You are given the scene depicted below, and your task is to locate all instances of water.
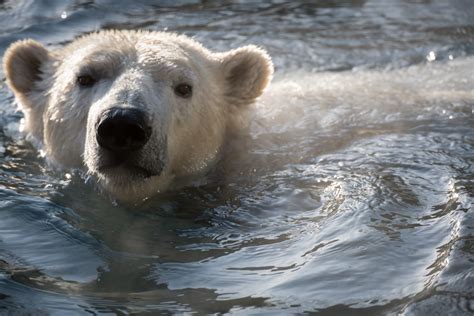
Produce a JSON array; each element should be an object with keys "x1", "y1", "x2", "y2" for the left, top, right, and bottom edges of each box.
[{"x1": 0, "y1": 1, "x2": 473, "y2": 315}]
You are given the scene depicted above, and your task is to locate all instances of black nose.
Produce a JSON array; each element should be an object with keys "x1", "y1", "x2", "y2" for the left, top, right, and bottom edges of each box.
[{"x1": 96, "y1": 108, "x2": 151, "y2": 153}]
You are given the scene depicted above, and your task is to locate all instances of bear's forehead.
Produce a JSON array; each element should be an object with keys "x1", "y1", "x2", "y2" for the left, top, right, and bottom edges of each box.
[
  {"x1": 69, "y1": 41, "x2": 190, "y2": 65},
  {"x1": 61, "y1": 32, "x2": 208, "y2": 70}
]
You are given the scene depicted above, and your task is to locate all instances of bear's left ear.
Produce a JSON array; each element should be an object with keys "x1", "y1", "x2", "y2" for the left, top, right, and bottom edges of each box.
[
  {"x1": 220, "y1": 45, "x2": 273, "y2": 105},
  {"x1": 3, "y1": 39, "x2": 52, "y2": 98}
]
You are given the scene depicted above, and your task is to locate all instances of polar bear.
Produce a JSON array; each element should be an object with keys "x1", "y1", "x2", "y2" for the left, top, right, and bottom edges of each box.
[{"x1": 3, "y1": 31, "x2": 273, "y2": 202}]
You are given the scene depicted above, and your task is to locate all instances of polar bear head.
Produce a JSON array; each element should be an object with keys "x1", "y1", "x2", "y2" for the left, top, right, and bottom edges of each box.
[{"x1": 3, "y1": 31, "x2": 273, "y2": 202}]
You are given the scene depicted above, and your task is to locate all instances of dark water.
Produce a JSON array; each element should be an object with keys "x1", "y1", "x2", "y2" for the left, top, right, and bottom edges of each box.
[{"x1": 0, "y1": 0, "x2": 473, "y2": 315}]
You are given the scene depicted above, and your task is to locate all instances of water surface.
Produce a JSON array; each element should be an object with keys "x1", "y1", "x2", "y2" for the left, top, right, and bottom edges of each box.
[{"x1": 0, "y1": 1, "x2": 473, "y2": 315}]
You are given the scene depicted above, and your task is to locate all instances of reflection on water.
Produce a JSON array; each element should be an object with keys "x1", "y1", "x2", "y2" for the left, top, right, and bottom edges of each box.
[{"x1": 0, "y1": 0, "x2": 473, "y2": 315}]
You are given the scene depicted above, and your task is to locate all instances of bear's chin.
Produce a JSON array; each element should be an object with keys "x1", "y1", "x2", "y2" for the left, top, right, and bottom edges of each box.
[
  {"x1": 95, "y1": 165, "x2": 169, "y2": 203},
  {"x1": 98, "y1": 164, "x2": 159, "y2": 180}
]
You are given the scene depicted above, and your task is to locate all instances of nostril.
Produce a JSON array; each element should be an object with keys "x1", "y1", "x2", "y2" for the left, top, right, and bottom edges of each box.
[{"x1": 96, "y1": 108, "x2": 151, "y2": 152}]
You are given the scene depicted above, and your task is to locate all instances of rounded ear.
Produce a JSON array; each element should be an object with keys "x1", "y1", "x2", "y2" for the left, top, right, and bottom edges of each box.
[
  {"x1": 220, "y1": 45, "x2": 273, "y2": 105},
  {"x1": 3, "y1": 39, "x2": 51, "y2": 96}
]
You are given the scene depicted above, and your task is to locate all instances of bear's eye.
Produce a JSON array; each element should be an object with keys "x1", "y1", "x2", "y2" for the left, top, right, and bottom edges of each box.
[
  {"x1": 174, "y1": 83, "x2": 193, "y2": 98},
  {"x1": 77, "y1": 75, "x2": 96, "y2": 87}
]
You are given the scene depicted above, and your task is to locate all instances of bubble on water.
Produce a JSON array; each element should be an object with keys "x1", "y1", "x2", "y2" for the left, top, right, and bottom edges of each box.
[
  {"x1": 60, "y1": 11, "x2": 68, "y2": 19},
  {"x1": 426, "y1": 51, "x2": 436, "y2": 62}
]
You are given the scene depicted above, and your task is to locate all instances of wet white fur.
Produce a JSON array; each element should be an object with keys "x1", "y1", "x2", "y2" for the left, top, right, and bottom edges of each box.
[{"x1": 3, "y1": 31, "x2": 273, "y2": 202}]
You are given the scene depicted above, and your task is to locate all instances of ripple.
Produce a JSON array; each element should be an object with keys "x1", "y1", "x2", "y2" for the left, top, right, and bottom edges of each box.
[{"x1": 0, "y1": 189, "x2": 104, "y2": 283}]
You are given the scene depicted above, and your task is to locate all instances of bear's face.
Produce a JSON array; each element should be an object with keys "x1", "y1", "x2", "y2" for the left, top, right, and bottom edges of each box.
[{"x1": 3, "y1": 31, "x2": 273, "y2": 202}]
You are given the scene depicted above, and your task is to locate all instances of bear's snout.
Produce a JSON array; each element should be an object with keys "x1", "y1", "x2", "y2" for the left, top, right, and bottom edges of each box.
[{"x1": 96, "y1": 107, "x2": 152, "y2": 154}]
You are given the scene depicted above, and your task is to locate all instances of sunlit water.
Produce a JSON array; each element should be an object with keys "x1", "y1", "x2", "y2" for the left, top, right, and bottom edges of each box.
[{"x1": 0, "y1": 1, "x2": 473, "y2": 315}]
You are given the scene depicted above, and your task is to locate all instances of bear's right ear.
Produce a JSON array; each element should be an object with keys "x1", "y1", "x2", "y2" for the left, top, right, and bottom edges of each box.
[
  {"x1": 220, "y1": 45, "x2": 274, "y2": 106},
  {"x1": 3, "y1": 39, "x2": 51, "y2": 98}
]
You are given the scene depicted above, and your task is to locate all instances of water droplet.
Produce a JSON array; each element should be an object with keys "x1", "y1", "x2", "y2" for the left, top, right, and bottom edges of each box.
[
  {"x1": 426, "y1": 51, "x2": 436, "y2": 62},
  {"x1": 83, "y1": 175, "x2": 90, "y2": 184},
  {"x1": 448, "y1": 54, "x2": 454, "y2": 60},
  {"x1": 60, "y1": 11, "x2": 67, "y2": 19},
  {"x1": 448, "y1": 115, "x2": 453, "y2": 119},
  {"x1": 163, "y1": 27, "x2": 169, "y2": 31}
]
